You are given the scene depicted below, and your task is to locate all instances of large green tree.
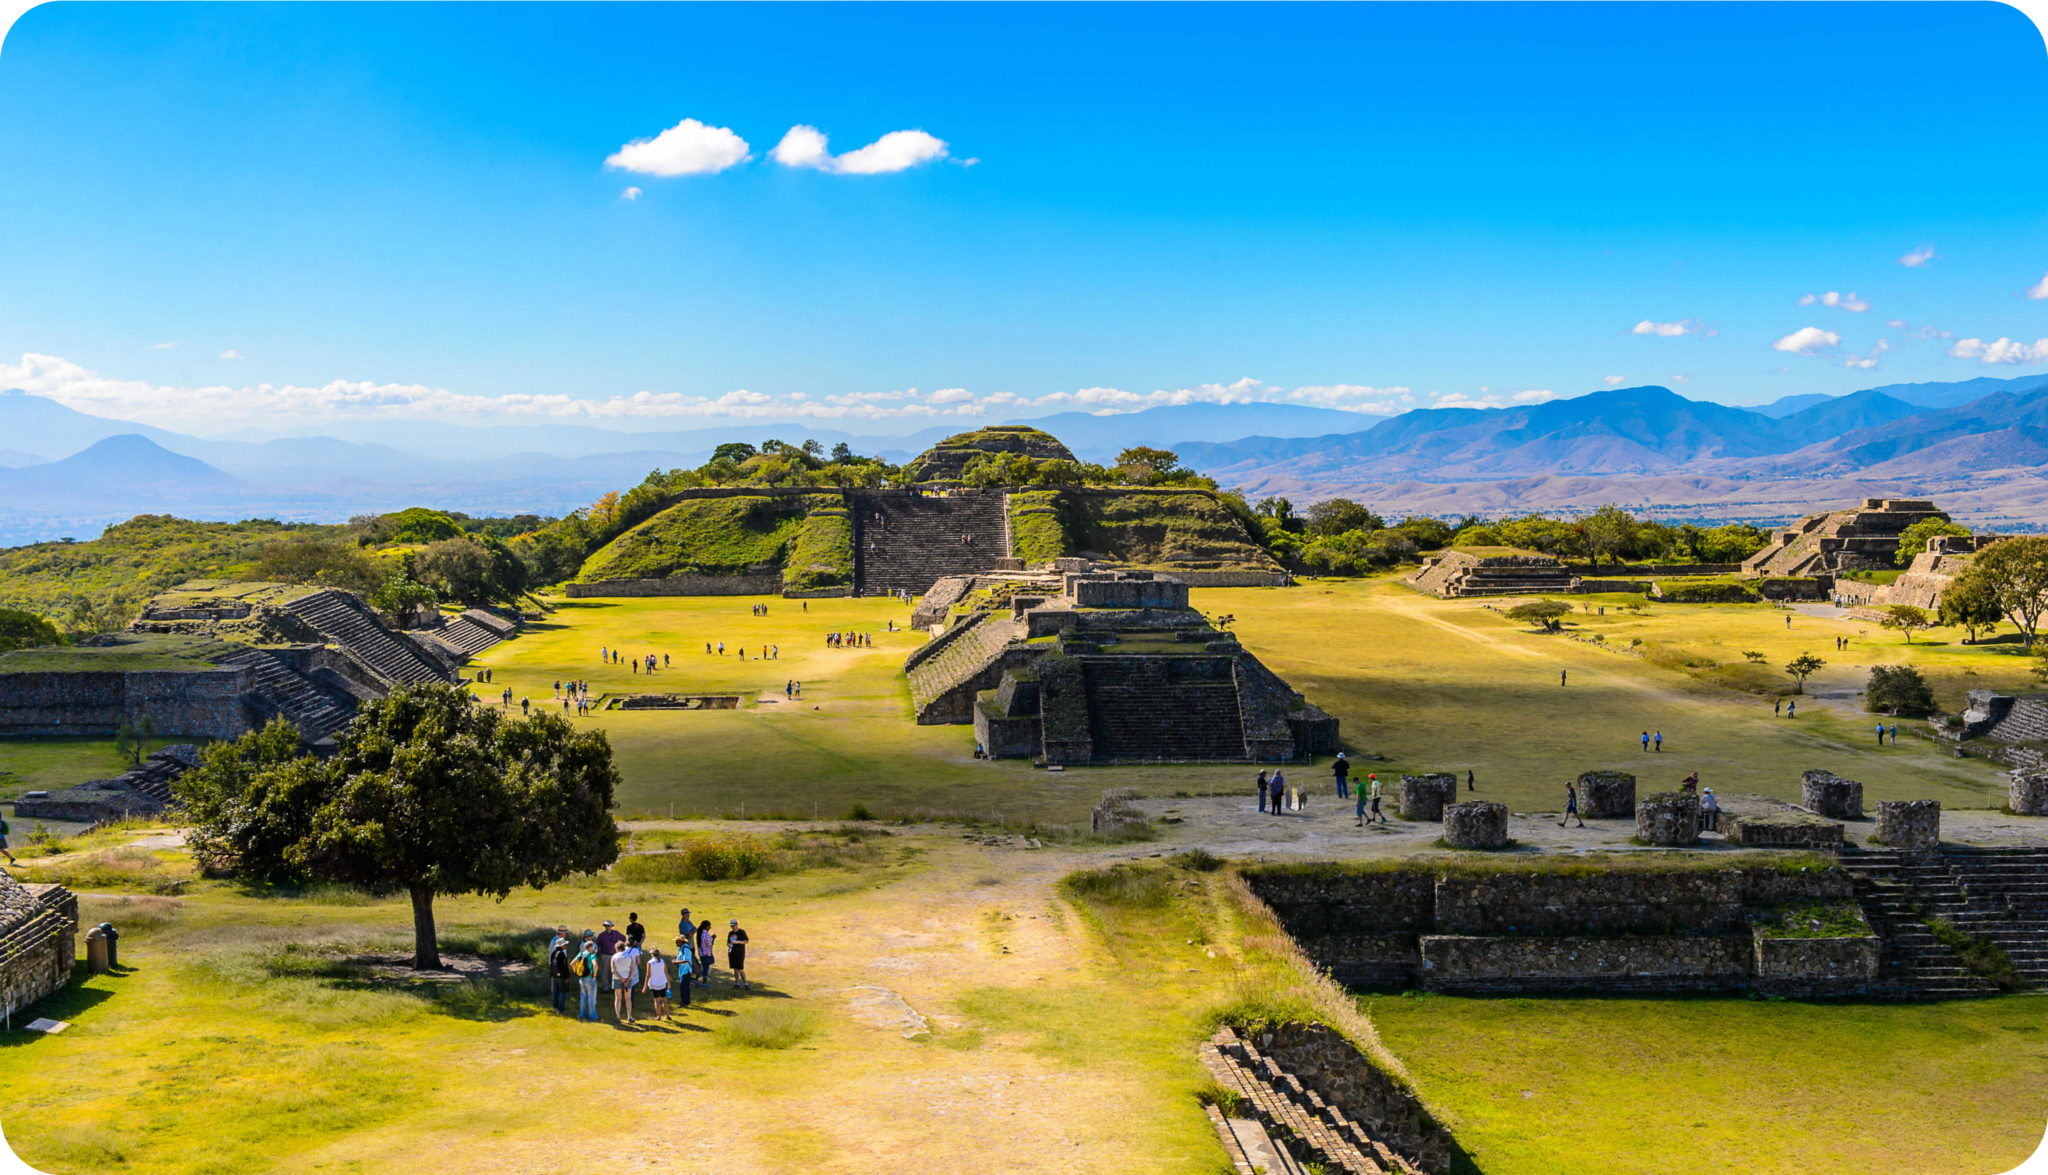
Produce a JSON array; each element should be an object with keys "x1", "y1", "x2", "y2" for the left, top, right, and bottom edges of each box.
[
  {"x1": 1894, "y1": 518, "x2": 1971, "y2": 566},
  {"x1": 177, "y1": 685, "x2": 620, "y2": 968},
  {"x1": 1968, "y1": 537, "x2": 2048, "y2": 648},
  {"x1": 1937, "y1": 570, "x2": 2003, "y2": 644},
  {"x1": 1579, "y1": 505, "x2": 1641, "y2": 566},
  {"x1": 0, "y1": 608, "x2": 62, "y2": 653}
]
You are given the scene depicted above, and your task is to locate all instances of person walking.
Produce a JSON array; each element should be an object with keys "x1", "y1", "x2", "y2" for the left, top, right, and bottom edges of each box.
[
  {"x1": 1559, "y1": 781, "x2": 1584, "y2": 828},
  {"x1": 1775, "y1": 698, "x2": 1782, "y2": 717},
  {"x1": 1256, "y1": 769, "x2": 1269, "y2": 814},
  {"x1": 1467, "y1": 769, "x2": 1475, "y2": 792},
  {"x1": 1270, "y1": 768, "x2": 1289, "y2": 813},
  {"x1": 1786, "y1": 699, "x2": 1796, "y2": 718},
  {"x1": 1332, "y1": 752, "x2": 1351, "y2": 799},
  {"x1": 1355, "y1": 780, "x2": 1368, "y2": 826},
  {"x1": 1876, "y1": 723, "x2": 1887, "y2": 746},
  {"x1": 0, "y1": 814, "x2": 16, "y2": 867},
  {"x1": 574, "y1": 934, "x2": 601, "y2": 1022},
  {"x1": 1888, "y1": 723, "x2": 1898, "y2": 745},
  {"x1": 1368, "y1": 774, "x2": 1386, "y2": 824},
  {"x1": 1560, "y1": 669, "x2": 1568, "y2": 686},
  {"x1": 645, "y1": 947, "x2": 672, "y2": 1021},
  {"x1": 1653, "y1": 731, "x2": 1662, "y2": 753},
  {"x1": 727, "y1": 919, "x2": 750, "y2": 990},
  {"x1": 610, "y1": 938, "x2": 641, "y2": 1023},
  {"x1": 1641, "y1": 730, "x2": 1651, "y2": 752},
  {"x1": 548, "y1": 928, "x2": 572, "y2": 1014}
]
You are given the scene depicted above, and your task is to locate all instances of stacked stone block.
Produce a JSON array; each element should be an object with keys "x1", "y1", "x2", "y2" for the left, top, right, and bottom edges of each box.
[
  {"x1": 2013, "y1": 773, "x2": 2048, "y2": 817},
  {"x1": 1577, "y1": 771, "x2": 1636, "y2": 818},
  {"x1": 1442, "y1": 802, "x2": 1509, "y2": 849},
  {"x1": 1875, "y1": 800, "x2": 1941, "y2": 849},
  {"x1": 1398, "y1": 774, "x2": 1459, "y2": 822},
  {"x1": 1801, "y1": 770, "x2": 1864, "y2": 820},
  {"x1": 1635, "y1": 791, "x2": 1700, "y2": 846}
]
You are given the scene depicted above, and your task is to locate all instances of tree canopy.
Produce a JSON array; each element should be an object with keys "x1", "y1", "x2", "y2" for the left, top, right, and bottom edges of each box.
[
  {"x1": 1784, "y1": 652, "x2": 1826, "y2": 694},
  {"x1": 177, "y1": 686, "x2": 621, "y2": 968},
  {"x1": 1894, "y1": 518, "x2": 1970, "y2": 566},
  {"x1": 1968, "y1": 537, "x2": 2048, "y2": 649},
  {"x1": 1938, "y1": 568, "x2": 2003, "y2": 644},
  {"x1": 1866, "y1": 665, "x2": 1935, "y2": 717},
  {"x1": 1878, "y1": 604, "x2": 1935, "y2": 644}
]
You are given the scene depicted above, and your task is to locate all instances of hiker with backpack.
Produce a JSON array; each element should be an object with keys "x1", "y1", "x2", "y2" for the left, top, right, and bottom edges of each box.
[
  {"x1": 573, "y1": 935, "x2": 601, "y2": 1022},
  {"x1": 547, "y1": 928, "x2": 573, "y2": 1014}
]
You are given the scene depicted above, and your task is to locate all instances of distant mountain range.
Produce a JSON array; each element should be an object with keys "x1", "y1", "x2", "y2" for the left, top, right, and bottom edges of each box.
[{"x1": 4, "y1": 374, "x2": 2048, "y2": 545}]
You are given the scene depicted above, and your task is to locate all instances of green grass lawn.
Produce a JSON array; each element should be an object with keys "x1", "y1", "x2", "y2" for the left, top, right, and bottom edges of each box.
[
  {"x1": 0, "y1": 739, "x2": 129, "y2": 800},
  {"x1": 1369, "y1": 990, "x2": 2048, "y2": 1175}
]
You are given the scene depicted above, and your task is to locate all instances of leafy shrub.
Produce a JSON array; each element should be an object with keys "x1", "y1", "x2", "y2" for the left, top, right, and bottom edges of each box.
[
  {"x1": 1059, "y1": 863, "x2": 1172, "y2": 907},
  {"x1": 1170, "y1": 848, "x2": 1227, "y2": 872},
  {"x1": 1866, "y1": 665, "x2": 1936, "y2": 716}
]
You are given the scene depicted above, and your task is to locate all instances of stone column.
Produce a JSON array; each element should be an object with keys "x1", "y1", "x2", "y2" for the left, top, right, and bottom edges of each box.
[
  {"x1": 1398, "y1": 774, "x2": 1458, "y2": 821},
  {"x1": 1578, "y1": 771, "x2": 1636, "y2": 818},
  {"x1": 1442, "y1": 802, "x2": 1509, "y2": 849},
  {"x1": 2011, "y1": 773, "x2": 2048, "y2": 817},
  {"x1": 1874, "y1": 800, "x2": 1940, "y2": 849},
  {"x1": 1800, "y1": 770, "x2": 1864, "y2": 820},
  {"x1": 1635, "y1": 791, "x2": 1700, "y2": 846}
]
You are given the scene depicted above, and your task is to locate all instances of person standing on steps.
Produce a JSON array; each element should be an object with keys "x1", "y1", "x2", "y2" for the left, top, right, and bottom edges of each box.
[
  {"x1": 1257, "y1": 769, "x2": 1269, "y2": 814},
  {"x1": 1559, "y1": 780, "x2": 1584, "y2": 828},
  {"x1": 1332, "y1": 752, "x2": 1351, "y2": 799}
]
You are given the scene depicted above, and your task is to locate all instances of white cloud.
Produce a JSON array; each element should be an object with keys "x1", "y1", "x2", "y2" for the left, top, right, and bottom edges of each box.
[
  {"x1": 1671, "y1": 374, "x2": 1690, "y2": 383},
  {"x1": 1899, "y1": 244, "x2": 1937, "y2": 268},
  {"x1": 604, "y1": 118, "x2": 751, "y2": 177},
  {"x1": 1797, "y1": 290, "x2": 1869, "y2": 312},
  {"x1": 1601, "y1": 375, "x2": 1626, "y2": 387},
  {"x1": 770, "y1": 125, "x2": 949, "y2": 174},
  {"x1": 1885, "y1": 319, "x2": 1952, "y2": 341},
  {"x1": 1950, "y1": 337, "x2": 2048, "y2": 365},
  {"x1": 2027, "y1": 272, "x2": 2048, "y2": 300},
  {"x1": 149, "y1": 341, "x2": 177, "y2": 350},
  {"x1": 1772, "y1": 327, "x2": 1841, "y2": 356},
  {"x1": 1844, "y1": 340, "x2": 1890, "y2": 370},
  {"x1": 1631, "y1": 319, "x2": 1701, "y2": 337},
  {"x1": 1429, "y1": 389, "x2": 1558, "y2": 411},
  {"x1": 621, "y1": 186, "x2": 642, "y2": 201},
  {"x1": 219, "y1": 349, "x2": 244, "y2": 360}
]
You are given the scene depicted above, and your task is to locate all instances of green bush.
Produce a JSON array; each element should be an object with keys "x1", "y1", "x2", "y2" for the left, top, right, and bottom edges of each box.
[
  {"x1": 1058, "y1": 862, "x2": 1173, "y2": 907},
  {"x1": 1866, "y1": 665, "x2": 1936, "y2": 716}
]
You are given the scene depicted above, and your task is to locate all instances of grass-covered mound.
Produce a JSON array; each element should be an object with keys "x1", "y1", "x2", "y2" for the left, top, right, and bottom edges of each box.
[
  {"x1": 575, "y1": 493, "x2": 850, "y2": 586},
  {"x1": 0, "y1": 515, "x2": 346, "y2": 624},
  {"x1": 1008, "y1": 487, "x2": 1280, "y2": 571},
  {"x1": 903, "y1": 425, "x2": 1075, "y2": 483}
]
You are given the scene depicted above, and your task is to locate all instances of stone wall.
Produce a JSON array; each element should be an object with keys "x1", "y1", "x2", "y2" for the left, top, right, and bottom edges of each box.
[
  {"x1": 0, "y1": 667, "x2": 252, "y2": 738},
  {"x1": 1578, "y1": 771, "x2": 1636, "y2": 818},
  {"x1": 1752, "y1": 933, "x2": 1880, "y2": 997},
  {"x1": 1173, "y1": 569, "x2": 1294, "y2": 587},
  {"x1": 1420, "y1": 933, "x2": 1752, "y2": 993},
  {"x1": 565, "y1": 573, "x2": 785, "y2": 598},
  {"x1": 1398, "y1": 774, "x2": 1458, "y2": 821},
  {"x1": 1801, "y1": 770, "x2": 1864, "y2": 820},
  {"x1": 1252, "y1": 1021, "x2": 1457, "y2": 1173},
  {"x1": 0, "y1": 881, "x2": 75, "y2": 1021},
  {"x1": 1729, "y1": 812, "x2": 1843, "y2": 851},
  {"x1": 2013, "y1": 773, "x2": 2048, "y2": 818},
  {"x1": 1442, "y1": 802, "x2": 1508, "y2": 849},
  {"x1": 1635, "y1": 791, "x2": 1700, "y2": 845}
]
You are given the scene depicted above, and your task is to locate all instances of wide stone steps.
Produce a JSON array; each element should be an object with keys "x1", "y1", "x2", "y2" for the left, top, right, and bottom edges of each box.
[
  {"x1": 1846, "y1": 848, "x2": 2048, "y2": 996},
  {"x1": 907, "y1": 615, "x2": 1025, "y2": 712},
  {"x1": 1199, "y1": 1027, "x2": 1413, "y2": 1175},
  {"x1": 434, "y1": 616, "x2": 502, "y2": 657},
  {"x1": 855, "y1": 493, "x2": 1012, "y2": 595},
  {"x1": 1082, "y1": 662, "x2": 1247, "y2": 760},
  {"x1": 283, "y1": 590, "x2": 449, "y2": 686},
  {"x1": 214, "y1": 645, "x2": 355, "y2": 743}
]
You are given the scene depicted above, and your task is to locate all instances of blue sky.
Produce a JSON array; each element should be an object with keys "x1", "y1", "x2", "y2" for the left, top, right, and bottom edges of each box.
[{"x1": 1, "y1": 1, "x2": 2045, "y2": 435}]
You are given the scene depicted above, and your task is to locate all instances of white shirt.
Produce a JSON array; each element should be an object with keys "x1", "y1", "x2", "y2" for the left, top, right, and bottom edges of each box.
[
  {"x1": 646, "y1": 957, "x2": 669, "y2": 989},
  {"x1": 611, "y1": 947, "x2": 639, "y2": 982}
]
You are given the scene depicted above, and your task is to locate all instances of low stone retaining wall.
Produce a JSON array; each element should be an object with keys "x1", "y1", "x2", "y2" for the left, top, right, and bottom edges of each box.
[
  {"x1": 1802, "y1": 770, "x2": 1864, "y2": 820},
  {"x1": 0, "y1": 667, "x2": 252, "y2": 739},
  {"x1": 1729, "y1": 812, "x2": 1843, "y2": 851},
  {"x1": 566, "y1": 573, "x2": 784, "y2": 598},
  {"x1": 1636, "y1": 791, "x2": 1699, "y2": 845},
  {"x1": 1420, "y1": 933, "x2": 1752, "y2": 993},
  {"x1": 1753, "y1": 933, "x2": 1880, "y2": 997},
  {"x1": 1875, "y1": 800, "x2": 1940, "y2": 849},
  {"x1": 1173, "y1": 569, "x2": 1294, "y2": 587},
  {"x1": 1, "y1": 883, "x2": 76, "y2": 1022}
]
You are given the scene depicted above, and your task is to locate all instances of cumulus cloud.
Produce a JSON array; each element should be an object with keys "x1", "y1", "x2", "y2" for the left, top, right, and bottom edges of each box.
[
  {"x1": 1950, "y1": 337, "x2": 2048, "y2": 365},
  {"x1": 1429, "y1": 389, "x2": 1558, "y2": 411},
  {"x1": 1630, "y1": 319, "x2": 1703, "y2": 337},
  {"x1": 621, "y1": 186, "x2": 642, "y2": 201},
  {"x1": 1798, "y1": 290, "x2": 1870, "y2": 312},
  {"x1": 1602, "y1": 375, "x2": 1626, "y2": 387},
  {"x1": 1844, "y1": 340, "x2": 1890, "y2": 370},
  {"x1": 1899, "y1": 244, "x2": 1937, "y2": 268},
  {"x1": 219, "y1": 349, "x2": 245, "y2": 360},
  {"x1": 2027, "y1": 272, "x2": 2048, "y2": 300},
  {"x1": 604, "y1": 118, "x2": 751, "y2": 176},
  {"x1": 1772, "y1": 327, "x2": 1841, "y2": 356},
  {"x1": 770, "y1": 125, "x2": 948, "y2": 174}
]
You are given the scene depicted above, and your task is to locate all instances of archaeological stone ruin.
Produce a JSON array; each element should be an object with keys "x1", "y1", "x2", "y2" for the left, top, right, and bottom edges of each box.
[
  {"x1": 1742, "y1": 498, "x2": 1950, "y2": 579},
  {"x1": 1406, "y1": 548, "x2": 1576, "y2": 598},
  {"x1": 904, "y1": 563, "x2": 1337, "y2": 764}
]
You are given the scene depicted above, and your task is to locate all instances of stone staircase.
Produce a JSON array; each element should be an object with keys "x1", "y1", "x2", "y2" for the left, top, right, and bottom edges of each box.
[
  {"x1": 1842, "y1": 848, "x2": 2048, "y2": 997},
  {"x1": 907, "y1": 614, "x2": 1026, "y2": 714},
  {"x1": 281, "y1": 590, "x2": 450, "y2": 687},
  {"x1": 214, "y1": 645, "x2": 357, "y2": 744},
  {"x1": 853, "y1": 492, "x2": 1012, "y2": 596},
  {"x1": 1199, "y1": 1027, "x2": 1422, "y2": 1175},
  {"x1": 1081, "y1": 658, "x2": 1248, "y2": 760},
  {"x1": 432, "y1": 614, "x2": 506, "y2": 657}
]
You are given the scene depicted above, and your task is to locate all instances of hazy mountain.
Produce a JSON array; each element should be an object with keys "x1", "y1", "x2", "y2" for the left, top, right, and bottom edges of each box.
[
  {"x1": 9, "y1": 434, "x2": 242, "y2": 491},
  {"x1": 1854, "y1": 373, "x2": 2048, "y2": 410},
  {"x1": 1750, "y1": 393, "x2": 1834, "y2": 419},
  {"x1": 0, "y1": 388, "x2": 186, "y2": 461},
  {"x1": 1768, "y1": 389, "x2": 1925, "y2": 447},
  {"x1": 1002, "y1": 403, "x2": 1383, "y2": 462}
]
